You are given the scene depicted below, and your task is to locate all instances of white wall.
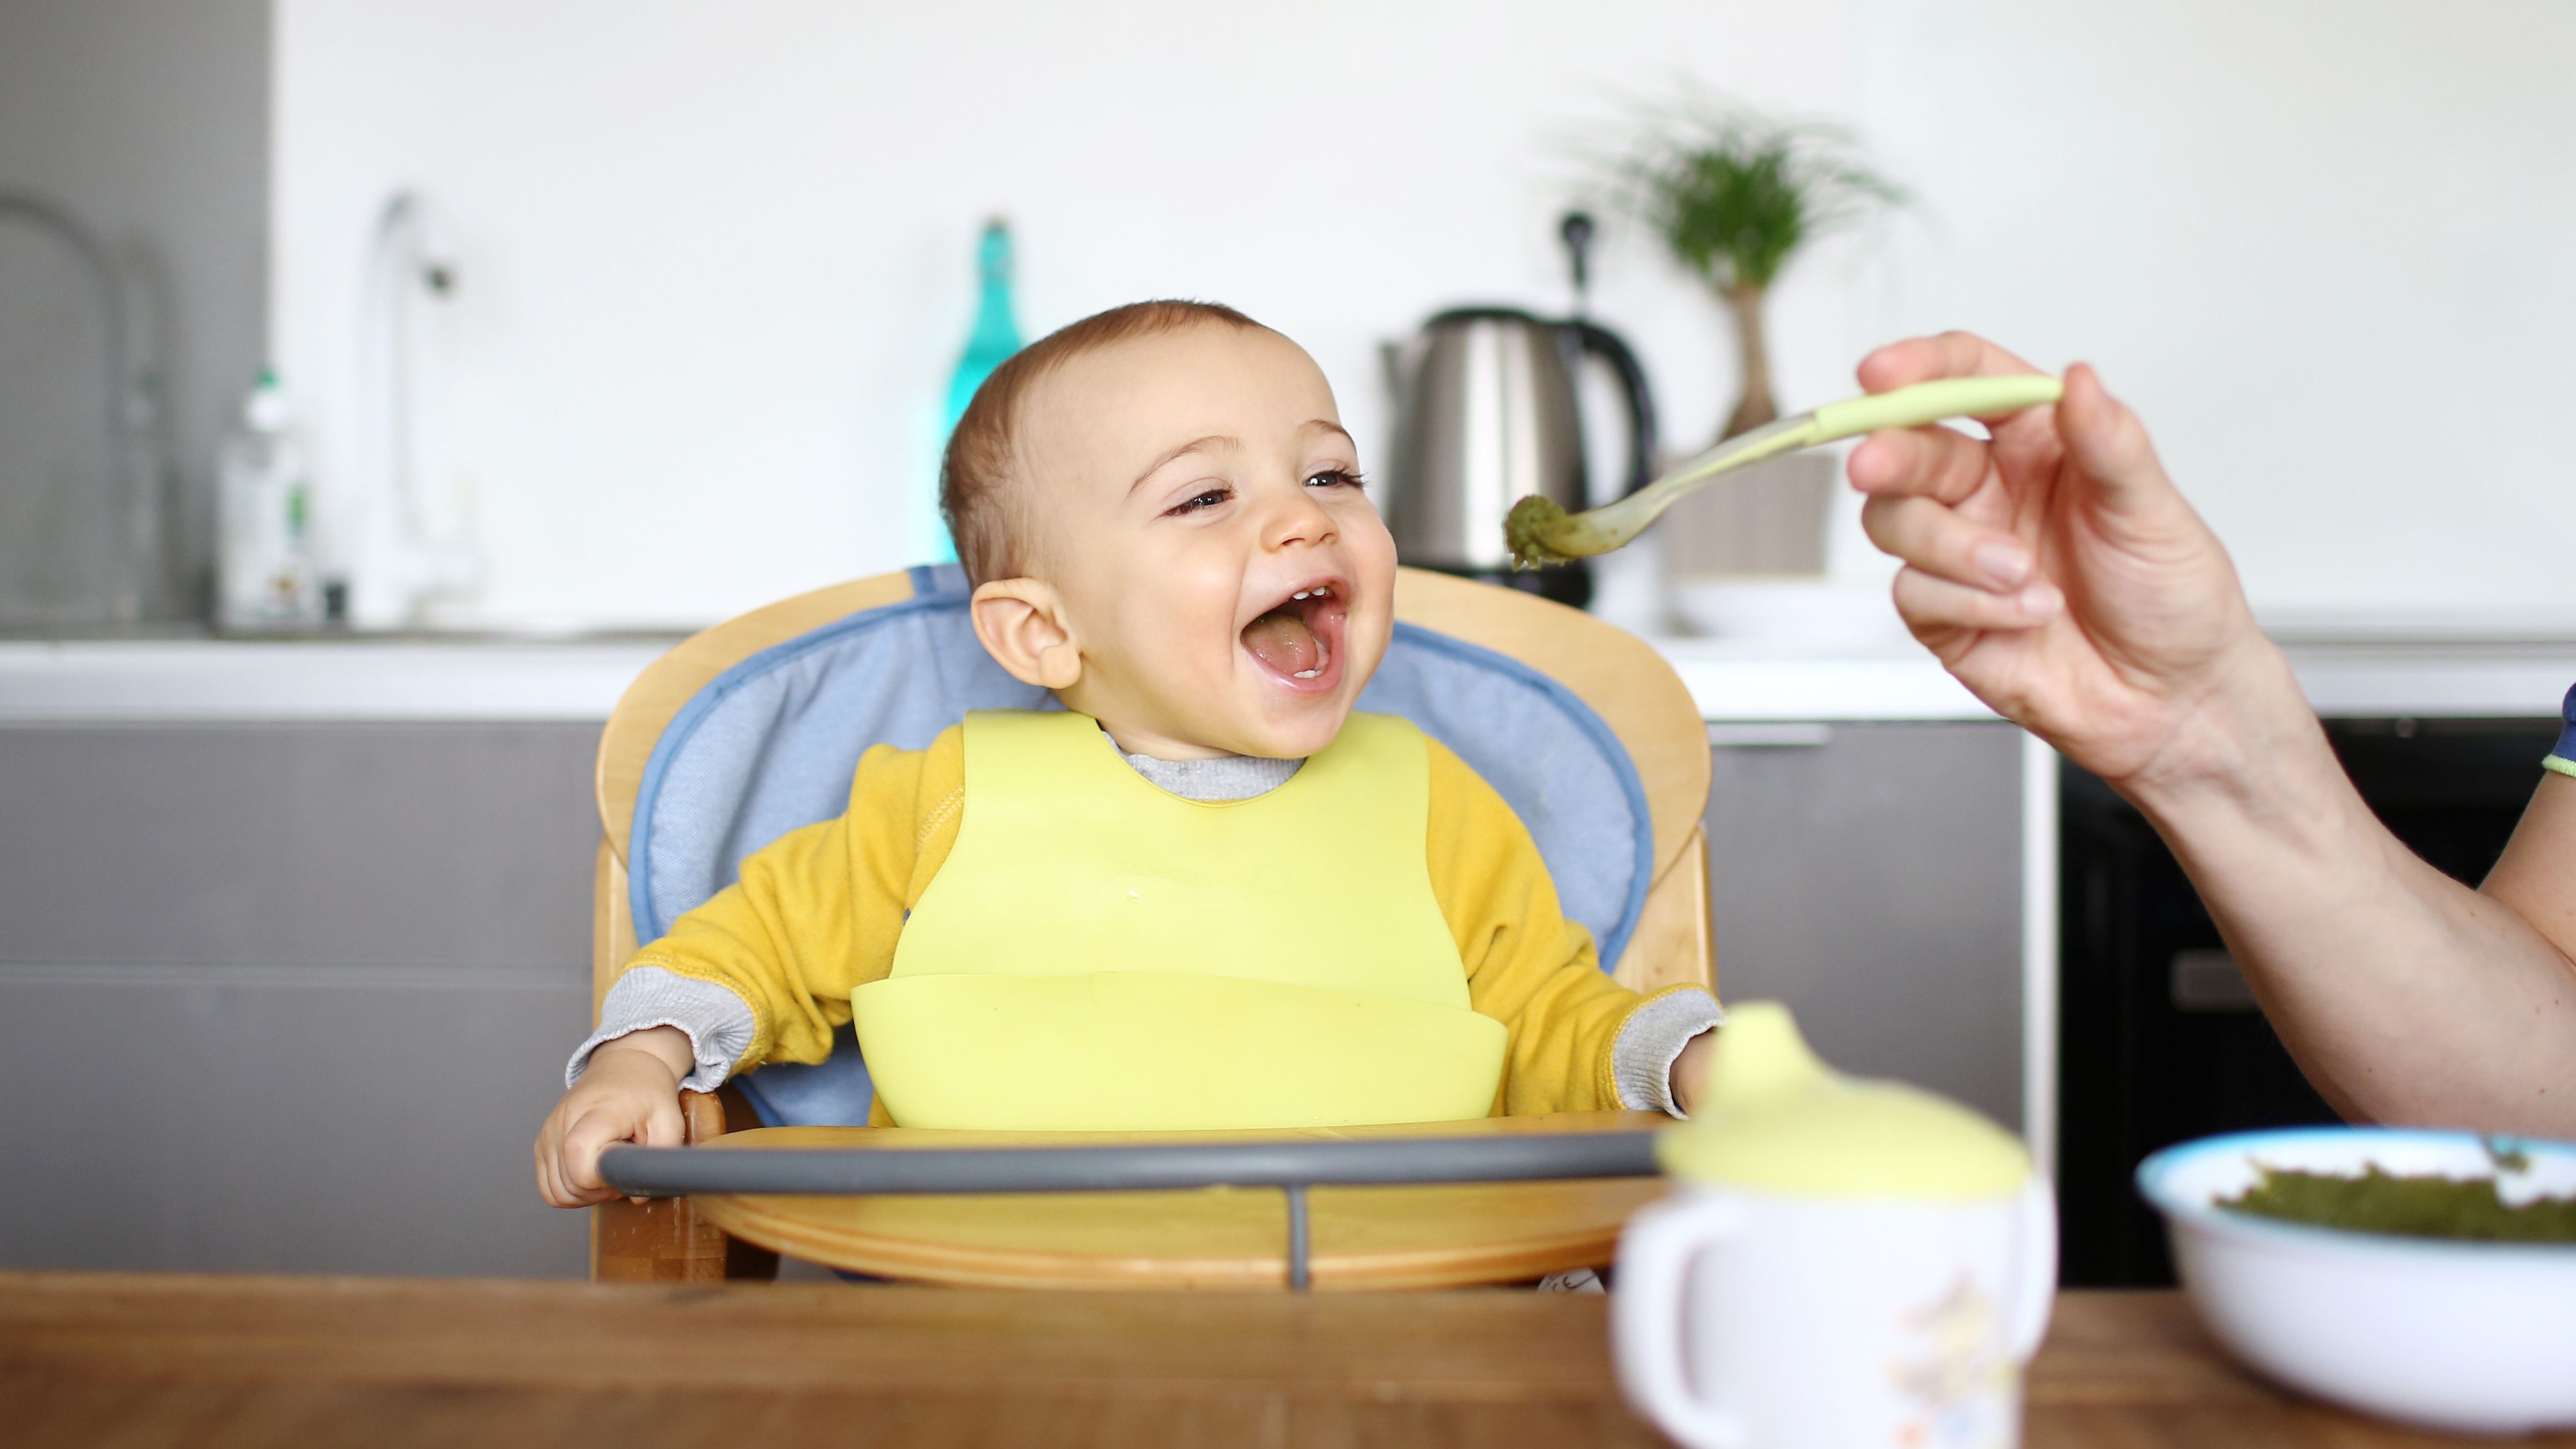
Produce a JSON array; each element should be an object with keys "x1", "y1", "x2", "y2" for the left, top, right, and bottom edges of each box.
[
  {"x1": 273, "y1": 0, "x2": 1857, "y2": 630},
  {"x1": 1855, "y1": 0, "x2": 2576, "y2": 622},
  {"x1": 277, "y1": 0, "x2": 2576, "y2": 630}
]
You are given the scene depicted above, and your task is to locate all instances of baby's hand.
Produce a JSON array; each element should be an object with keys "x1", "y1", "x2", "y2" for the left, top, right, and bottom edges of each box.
[
  {"x1": 532, "y1": 1026, "x2": 693, "y2": 1207},
  {"x1": 1670, "y1": 1030, "x2": 1716, "y2": 1117}
]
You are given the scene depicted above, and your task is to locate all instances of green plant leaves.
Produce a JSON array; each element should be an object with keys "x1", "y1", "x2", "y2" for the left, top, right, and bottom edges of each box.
[{"x1": 1613, "y1": 101, "x2": 1904, "y2": 294}]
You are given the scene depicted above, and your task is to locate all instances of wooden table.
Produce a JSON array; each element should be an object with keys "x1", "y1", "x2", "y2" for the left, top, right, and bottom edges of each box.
[{"x1": 5, "y1": 1273, "x2": 2569, "y2": 1448}]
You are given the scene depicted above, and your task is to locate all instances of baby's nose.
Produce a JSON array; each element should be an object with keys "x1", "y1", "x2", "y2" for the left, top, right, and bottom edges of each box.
[{"x1": 1264, "y1": 487, "x2": 1338, "y2": 549}]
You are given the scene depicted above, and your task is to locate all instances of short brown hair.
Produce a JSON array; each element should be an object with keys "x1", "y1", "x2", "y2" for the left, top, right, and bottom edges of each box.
[{"x1": 940, "y1": 298, "x2": 1267, "y2": 585}]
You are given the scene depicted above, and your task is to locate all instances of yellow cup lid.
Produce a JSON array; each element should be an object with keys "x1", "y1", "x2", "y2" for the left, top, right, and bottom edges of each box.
[{"x1": 1659, "y1": 1001, "x2": 2032, "y2": 1199}]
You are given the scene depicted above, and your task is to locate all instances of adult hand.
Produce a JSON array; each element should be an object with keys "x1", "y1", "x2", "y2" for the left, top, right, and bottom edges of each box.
[
  {"x1": 1851, "y1": 333, "x2": 2576, "y2": 1135},
  {"x1": 1849, "y1": 332, "x2": 2288, "y2": 793}
]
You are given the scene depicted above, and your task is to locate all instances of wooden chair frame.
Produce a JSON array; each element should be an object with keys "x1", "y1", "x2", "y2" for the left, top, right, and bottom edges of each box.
[{"x1": 590, "y1": 567, "x2": 1714, "y2": 1281}]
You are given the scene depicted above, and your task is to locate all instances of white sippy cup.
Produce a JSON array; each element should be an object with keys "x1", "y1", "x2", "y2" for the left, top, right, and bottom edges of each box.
[{"x1": 1613, "y1": 1002, "x2": 2056, "y2": 1449}]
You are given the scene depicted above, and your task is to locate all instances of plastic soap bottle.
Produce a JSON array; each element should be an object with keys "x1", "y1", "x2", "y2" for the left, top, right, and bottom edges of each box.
[
  {"x1": 935, "y1": 219, "x2": 1021, "y2": 561},
  {"x1": 215, "y1": 369, "x2": 320, "y2": 630}
]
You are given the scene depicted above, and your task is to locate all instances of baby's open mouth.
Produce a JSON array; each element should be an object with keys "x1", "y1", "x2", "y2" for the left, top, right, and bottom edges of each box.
[{"x1": 1240, "y1": 581, "x2": 1347, "y2": 688}]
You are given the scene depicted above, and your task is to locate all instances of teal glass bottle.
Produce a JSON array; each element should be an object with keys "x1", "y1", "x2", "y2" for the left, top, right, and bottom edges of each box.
[{"x1": 934, "y1": 219, "x2": 1021, "y2": 562}]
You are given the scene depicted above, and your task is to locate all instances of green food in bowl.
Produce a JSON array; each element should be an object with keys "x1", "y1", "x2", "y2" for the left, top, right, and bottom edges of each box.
[
  {"x1": 2139, "y1": 1128, "x2": 2576, "y2": 1434},
  {"x1": 2220, "y1": 1165, "x2": 2576, "y2": 1242}
]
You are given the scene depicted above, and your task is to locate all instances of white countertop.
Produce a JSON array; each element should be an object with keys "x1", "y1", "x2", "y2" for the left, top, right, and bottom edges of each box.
[
  {"x1": 0, "y1": 636, "x2": 678, "y2": 722},
  {"x1": 1, "y1": 632, "x2": 2568, "y2": 724},
  {"x1": 1661, "y1": 637, "x2": 2576, "y2": 722}
]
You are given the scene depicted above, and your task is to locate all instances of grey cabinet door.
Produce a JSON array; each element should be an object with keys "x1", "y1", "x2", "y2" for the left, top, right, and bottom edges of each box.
[
  {"x1": 1701, "y1": 722, "x2": 2025, "y2": 1129},
  {"x1": 0, "y1": 724, "x2": 596, "y2": 1277}
]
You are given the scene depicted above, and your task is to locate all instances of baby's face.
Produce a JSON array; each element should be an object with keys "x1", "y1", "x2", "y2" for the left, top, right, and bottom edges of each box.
[{"x1": 1007, "y1": 322, "x2": 1396, "y2": 759}]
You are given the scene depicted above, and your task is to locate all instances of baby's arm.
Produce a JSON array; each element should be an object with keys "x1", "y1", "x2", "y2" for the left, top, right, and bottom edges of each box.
[
  {"x1": 1426, "y1": 741, "x2": 1720, "y2": 1116},
  {"x1": 1669, "y1": 1031, "x2": 1716, "y2": 1115},
  {"x1": 532, "y1": 737, "x2": 945, "y2": 1205}
]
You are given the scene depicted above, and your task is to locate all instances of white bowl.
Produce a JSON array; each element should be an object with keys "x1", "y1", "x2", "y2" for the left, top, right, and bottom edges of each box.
[{"x1": 2136, "y1": 1127, "x2": 2576, "y2": 1435}]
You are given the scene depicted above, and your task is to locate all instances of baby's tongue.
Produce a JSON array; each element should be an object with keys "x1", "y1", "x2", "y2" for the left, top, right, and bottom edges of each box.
[{"x1": 1242, "y1": 607, "x2": 1321, "y2": 676}]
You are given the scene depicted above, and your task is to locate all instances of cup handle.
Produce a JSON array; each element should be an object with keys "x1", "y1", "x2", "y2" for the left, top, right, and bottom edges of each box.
[
  {"x1": 1613, "y1": 1197, "x2": 1749, "y2": 1449},
  {"x1": 2005, "y1": 1177, "x2": 2059, "y2": 1360}
]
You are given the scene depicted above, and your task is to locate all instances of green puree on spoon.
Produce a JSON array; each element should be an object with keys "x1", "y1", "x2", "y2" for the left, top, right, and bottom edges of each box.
[{"x1": 1503, "y1": 374, "x2": 2065, "y2": 568}]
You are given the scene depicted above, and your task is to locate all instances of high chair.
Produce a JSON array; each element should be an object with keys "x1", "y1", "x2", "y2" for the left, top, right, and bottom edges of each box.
[{"x1": 590, "y1": 564, "x2": 1715, "y2": 1287}]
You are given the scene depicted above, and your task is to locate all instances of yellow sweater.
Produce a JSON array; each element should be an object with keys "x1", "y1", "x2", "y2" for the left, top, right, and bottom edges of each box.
[{"x1": 622, "y1": 724, "x2": 1677, "y2": 1117}]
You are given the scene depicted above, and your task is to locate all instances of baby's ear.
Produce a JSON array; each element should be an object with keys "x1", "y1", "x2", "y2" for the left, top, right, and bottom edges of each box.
[{"x1": 969, "y1": 578, "x2": 1083, "y2": 691}]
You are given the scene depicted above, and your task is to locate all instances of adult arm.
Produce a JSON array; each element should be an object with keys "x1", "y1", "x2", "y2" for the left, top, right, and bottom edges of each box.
[{"x1": 1848, "y1": 331, "x2": 2576, "y2": 1134}]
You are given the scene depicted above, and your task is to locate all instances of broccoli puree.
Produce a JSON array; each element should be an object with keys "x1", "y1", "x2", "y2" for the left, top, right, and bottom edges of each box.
[{"x1": 2220, "y1": 1165, "x2": 2576, "y2": 1243}]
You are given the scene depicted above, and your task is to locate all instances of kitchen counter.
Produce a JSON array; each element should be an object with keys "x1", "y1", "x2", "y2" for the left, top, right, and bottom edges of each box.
[
  {"x1": 1670, "y1": 636, "x2": 2576, "y2": 722},
  {"x1": 0, "y1": 636, "x2": 681, "y2": 722},
  {"x1": 3, "y1": 632, "x2": 2569, "y2": 724}
]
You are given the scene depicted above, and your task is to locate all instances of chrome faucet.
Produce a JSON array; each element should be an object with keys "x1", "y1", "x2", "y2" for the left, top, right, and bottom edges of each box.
[
  {"x1": 348, "y1": 190, "x2": 479, "y2": 629},
  {"x1": 0, "y1": 191, "x2": 171, "y2": 626}
]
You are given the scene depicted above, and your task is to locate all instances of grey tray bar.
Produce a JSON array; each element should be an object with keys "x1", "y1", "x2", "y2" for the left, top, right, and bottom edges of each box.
[{"x1": 596, "y1": 1131, "x2": 1661, "y2": 1199}]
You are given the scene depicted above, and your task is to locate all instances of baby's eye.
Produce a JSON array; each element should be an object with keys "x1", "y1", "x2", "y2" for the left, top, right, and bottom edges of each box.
[
  {"x1": 1167, "y1": 486, "x2": 1232, "y2": 516},
  {"x1": 1306, "y1": 468, "x2": 1365, "y2": 490}
]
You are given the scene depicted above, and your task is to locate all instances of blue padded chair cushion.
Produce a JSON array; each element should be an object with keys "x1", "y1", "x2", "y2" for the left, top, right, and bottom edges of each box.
[{"x1": 627, "y1": 564, "x2": 1656, "y2": 1127}]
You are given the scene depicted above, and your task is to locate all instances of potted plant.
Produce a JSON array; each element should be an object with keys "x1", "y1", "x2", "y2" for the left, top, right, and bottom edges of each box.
[{"x1": 1615, "y1": 100, "x2": 1903, "y2": 442}]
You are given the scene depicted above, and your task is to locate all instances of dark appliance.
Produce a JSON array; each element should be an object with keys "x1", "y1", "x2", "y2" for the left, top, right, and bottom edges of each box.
[{"x1": 2056, "y1": 714, "x2": 2564, "y2": 1286}]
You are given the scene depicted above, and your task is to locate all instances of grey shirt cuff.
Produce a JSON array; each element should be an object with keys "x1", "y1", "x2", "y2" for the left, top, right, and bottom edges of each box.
[
  {"x1": 1611, "y1": 987, "x2": 1723, "y2": 1117},
  {"x1": 566, "y1": 967, "x2": 757, "y2": 1093}
]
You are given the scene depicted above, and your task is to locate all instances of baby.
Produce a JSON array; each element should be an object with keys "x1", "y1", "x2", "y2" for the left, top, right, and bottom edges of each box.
[{"x1": 536, "y1": 300, "x2": 1721, "y2": 1207}]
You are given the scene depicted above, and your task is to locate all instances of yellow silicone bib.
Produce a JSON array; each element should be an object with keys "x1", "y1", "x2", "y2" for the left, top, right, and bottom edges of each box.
[{"x1": 851, "y1": 710, "x2": 1507, "y2": 1129}]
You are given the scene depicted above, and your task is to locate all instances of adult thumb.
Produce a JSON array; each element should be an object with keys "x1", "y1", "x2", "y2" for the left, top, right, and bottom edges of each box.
[{"x1": 2057, "y1": 362, "x2": 2180, "y2": 515}]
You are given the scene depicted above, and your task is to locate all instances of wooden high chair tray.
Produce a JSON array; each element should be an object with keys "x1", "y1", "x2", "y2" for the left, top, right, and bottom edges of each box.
[{"x1": 624, "y1": 1111, "x2": 1669, "y2": 1290}]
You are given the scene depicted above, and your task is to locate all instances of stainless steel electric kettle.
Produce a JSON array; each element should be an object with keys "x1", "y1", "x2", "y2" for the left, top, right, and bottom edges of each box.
[{"x1": 1380, "y1": 215, "x2": 1657, "y2": 609}]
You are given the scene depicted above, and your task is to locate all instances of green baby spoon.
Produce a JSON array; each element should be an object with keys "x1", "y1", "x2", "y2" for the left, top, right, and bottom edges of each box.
[{"x1": 1503, "y1": 374, "x2": 2066, "y2": 568}]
